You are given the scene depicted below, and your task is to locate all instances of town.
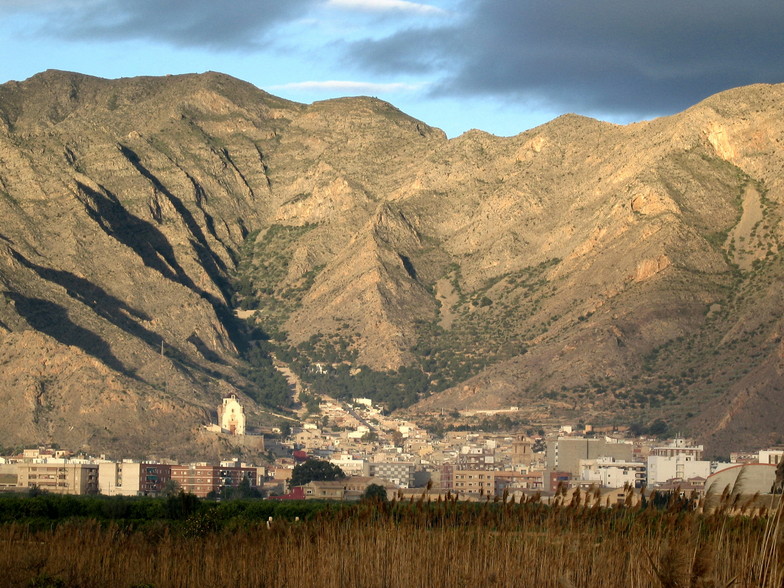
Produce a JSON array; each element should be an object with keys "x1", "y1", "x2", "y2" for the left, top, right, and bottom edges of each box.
[{"x1": 1, "y1": 393, "x2": 780, "y2": 503}]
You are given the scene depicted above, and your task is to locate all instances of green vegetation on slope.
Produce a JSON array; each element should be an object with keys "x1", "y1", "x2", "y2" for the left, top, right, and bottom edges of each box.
[
  {"x1": 238, "y1": 340, "x2": 294, "y2": 408},
  {"x1": 276, "y1": 335, "x2": 429, "y2": 411},
  {"x1": 232, "y1": 224, "x2": 322, "y2": 337},
  {"x1": 228, "y1": 240, "x2": 565, "y2": 411},
  {"x1": 413, "y1": 259, "x2": 559, "y2": 392}
]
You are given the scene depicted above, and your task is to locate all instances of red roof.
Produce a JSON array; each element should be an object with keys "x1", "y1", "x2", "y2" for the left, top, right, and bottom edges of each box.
[{"x1": 268, "y1": 486, "x2": 305, "y2": 500}]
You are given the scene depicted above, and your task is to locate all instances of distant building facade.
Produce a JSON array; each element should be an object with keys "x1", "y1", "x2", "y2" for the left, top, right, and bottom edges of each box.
[
  {"x1": 650, "y1": 437, "x2": 703, "y2": 460},
  {"x1": 17, "y1": 462, "x2": 98, "y2": 495},
  {"x1": 363, "y1": 462, "x2": 416, "y2": 488},
  {"x1": 759, "y1": 449, "x2": 784, "y2": 465},
  {"x1": 511, "y1": 436, "x2": 535, "y2": 467},
  {"x1": 98, "y1": 462, "x2": 172, "y2": 496},
  {"x1": 300, "y1": 476, "x2": 396, "y2": 501},
  {"x1": 546, "y1": 437, "x2": 634, "y2": 475},
  {"x1": 452, "y1": 469, "x2": 497, "y2": 495},
  {"x1": 647, "y1": 455, "x2": 711, "y2": 485},
  {"x1": 580, "y1": 457, "x2": 647, "y2": 489},
  {"x1": 170, "y1": 463, "x2": 257, "y2": 497},
  {"x1": 330, "y1": 454, "x2": 366, "y2": 476},
  {"x1": 218, "y1": 395, "x2": 246, "y2": 435},
  {"x1": 457, "y1": 445, "x2": 496, "y2": 470}
]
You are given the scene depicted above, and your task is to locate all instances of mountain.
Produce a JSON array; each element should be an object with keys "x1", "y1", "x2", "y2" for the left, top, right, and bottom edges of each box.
[{"x1": 0, "y1": 70, "x2": 783, "y2": 457}]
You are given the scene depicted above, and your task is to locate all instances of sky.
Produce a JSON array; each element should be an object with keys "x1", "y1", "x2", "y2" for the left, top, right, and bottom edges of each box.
[{"x1": 1, "y1": 0, "x2": 783, "y2": 138}]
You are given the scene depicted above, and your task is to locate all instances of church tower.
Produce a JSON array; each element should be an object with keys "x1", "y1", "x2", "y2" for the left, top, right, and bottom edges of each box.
[{"x1": 218, "y1": 394, "x2": 246, "y2": 435}]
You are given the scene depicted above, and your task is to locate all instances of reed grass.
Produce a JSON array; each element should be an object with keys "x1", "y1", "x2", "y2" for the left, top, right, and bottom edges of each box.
[{"x1": 2, "y1": 494, "x2": 783, "y2": 588}]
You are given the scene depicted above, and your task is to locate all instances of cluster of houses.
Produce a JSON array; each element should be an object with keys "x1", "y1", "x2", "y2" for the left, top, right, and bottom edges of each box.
[
  {"x1": 1, "y1": 434, "x2": 779, "y2": 504},
  {"x1": 267, "y1": 422, "x2": 783, "y2": 503},
  {"x1": 0, "y1": 449, "x2": 264, "y2": 498},
  {"x1": 0, "y1": 396, "x2": 781, "y2": 502}
]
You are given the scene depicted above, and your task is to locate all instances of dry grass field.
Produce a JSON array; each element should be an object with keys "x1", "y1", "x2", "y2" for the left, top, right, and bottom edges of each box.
[{"x1": 2, "y1": 490, "x2": 784, "y2": 588}]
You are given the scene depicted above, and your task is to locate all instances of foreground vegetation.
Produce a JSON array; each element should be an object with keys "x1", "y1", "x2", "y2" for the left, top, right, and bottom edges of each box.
[{"x1": 3, "y1": 490, "x2": 784, "y2": 587}]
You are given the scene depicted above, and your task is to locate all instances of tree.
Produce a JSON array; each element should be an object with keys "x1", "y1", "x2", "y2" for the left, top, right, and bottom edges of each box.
[
  {"x1": 647, "y1": 419, "x2": 669, "y2": 438},
  {"x1": 162, "y1": 480, "x2": 182, "y2": 498},
  {"x1": 289, "y1": 459, "x2": 345, "y2": 488},
  {"x1": 165, "y1": 490, "x2": 200, "y2": 519},
  {"x1": 628, "y1": 422, "x2": 645, "y2": 437},
  {"x1": 276, "y1": 420, "x2": 292, "y2": 438},
  {"x1": 216, "y1": 476, "x2": 263, "y2": 500},
  {"x1": 362, "y1": 483, "x2": 389, "y2": 503},
  {"x1": 301, "y1": 391, "x2": 321, "y2": 415}
]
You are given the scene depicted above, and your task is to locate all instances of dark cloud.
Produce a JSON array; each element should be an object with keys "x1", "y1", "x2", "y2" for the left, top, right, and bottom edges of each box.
[
  {"x1": 346, "y1": 0, "x2": 784, "y2": 117},
  {"x1": 48, "y1": 0, "x2": 318, "y2": 51}
]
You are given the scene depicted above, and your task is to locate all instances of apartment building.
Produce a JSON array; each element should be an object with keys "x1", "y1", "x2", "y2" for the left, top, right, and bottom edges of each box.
[
  {"x1": 457, "y1": 445, "x2": 496, "y2": 470},
  {"x1": 169, "y1": 464, "x2": 257, "y2": 497},
  {"x1": 98, "y1": 462, "x2": 172, "y2": 496},
  {"x1": 363, "y1": 462, "x2": 416, "y2": 488},
  {"x1": 758, "y1": 449, "x2": 784, "y2": 465},
  {"x1": 452, "y1": 470, "x2": 497, "y2": 495},
  {"x1": 329, "y1": 454, "x2": 366, "y2": 476},
  {"x1": 579, "y1": 457, "x2": 647, "y2": 489},
  {"x1": 546, "y1": 437, "x2": 634, "y2": 475},
  {"x1": 650, "y1": 437, "x2": 703, "y2": 460},
  {"x1": 17, "y1": 462, "x2": 98, "y2": 495}
]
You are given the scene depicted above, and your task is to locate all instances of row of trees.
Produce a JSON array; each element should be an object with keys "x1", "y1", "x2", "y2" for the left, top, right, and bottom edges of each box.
[{"x1": 289, "y1": 459, "x2": 345, "y2": 488}]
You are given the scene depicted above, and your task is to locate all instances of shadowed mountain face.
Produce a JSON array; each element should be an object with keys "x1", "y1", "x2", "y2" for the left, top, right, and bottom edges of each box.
[{"x1": 1, "y1": 70, "x2": 783, "y2": 456}]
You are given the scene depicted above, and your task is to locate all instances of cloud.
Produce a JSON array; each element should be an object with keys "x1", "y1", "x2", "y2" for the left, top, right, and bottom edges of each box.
[
  {"x1": 344, "y1": 0, "x2": 784, "y2": 118},
  {"x1": 39, "y1": 0, "x2": 319, "y2": 51},
  {"x1": 326, "y1": 0, "x2": 446, "y2": 15},
  {"x1": 272, "y1": 80, "x2": 425, "y2": 93}
]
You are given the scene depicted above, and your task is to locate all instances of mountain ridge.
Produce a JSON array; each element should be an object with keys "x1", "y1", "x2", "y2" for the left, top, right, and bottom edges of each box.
[{"x1": 1, "y1": 70, "x2": 783, "y2": 457}]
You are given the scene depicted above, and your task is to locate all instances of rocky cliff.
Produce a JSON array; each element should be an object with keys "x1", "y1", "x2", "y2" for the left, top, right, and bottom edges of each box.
[{"x1": 1, "y1": 70, "x2": 783, "y2": 456}]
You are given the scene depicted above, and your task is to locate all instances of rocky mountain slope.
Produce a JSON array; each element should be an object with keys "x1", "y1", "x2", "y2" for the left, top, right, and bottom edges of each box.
[{"x1": 1, "y1": 70, "x2": 783, "y2": 457}]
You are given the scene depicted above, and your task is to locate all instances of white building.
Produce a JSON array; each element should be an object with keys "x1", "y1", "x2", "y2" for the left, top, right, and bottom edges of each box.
[
  {"x1": 98, "y1": 461, "x2": 142, "y2": 496},
  {"x1": 329, "y1": 454, "x2": 367, "y2": 476},
  {"x1": 347, "y1": 425, "x2": 371, "y2": 439},
  {"x1": 218, "y1": 394, "x2": 246, "y2": 435},
  {"x1": 650, "y1": 437, "x2": 703, "y2": 460},
  {"x1": 758, "y1": 449, "x2": 784, "y2": 465},
  {"x1": 580, "y1": 457, "x2": 647, "y2": 489},
  {"x1": 647, "y1": 454, "x2": 712, "y2": 485}
]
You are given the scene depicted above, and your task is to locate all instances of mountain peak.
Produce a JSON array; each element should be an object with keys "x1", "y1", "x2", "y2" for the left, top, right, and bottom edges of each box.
[{"x1": 0, "y1": 71, "x2": 782, "y2": 456}]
